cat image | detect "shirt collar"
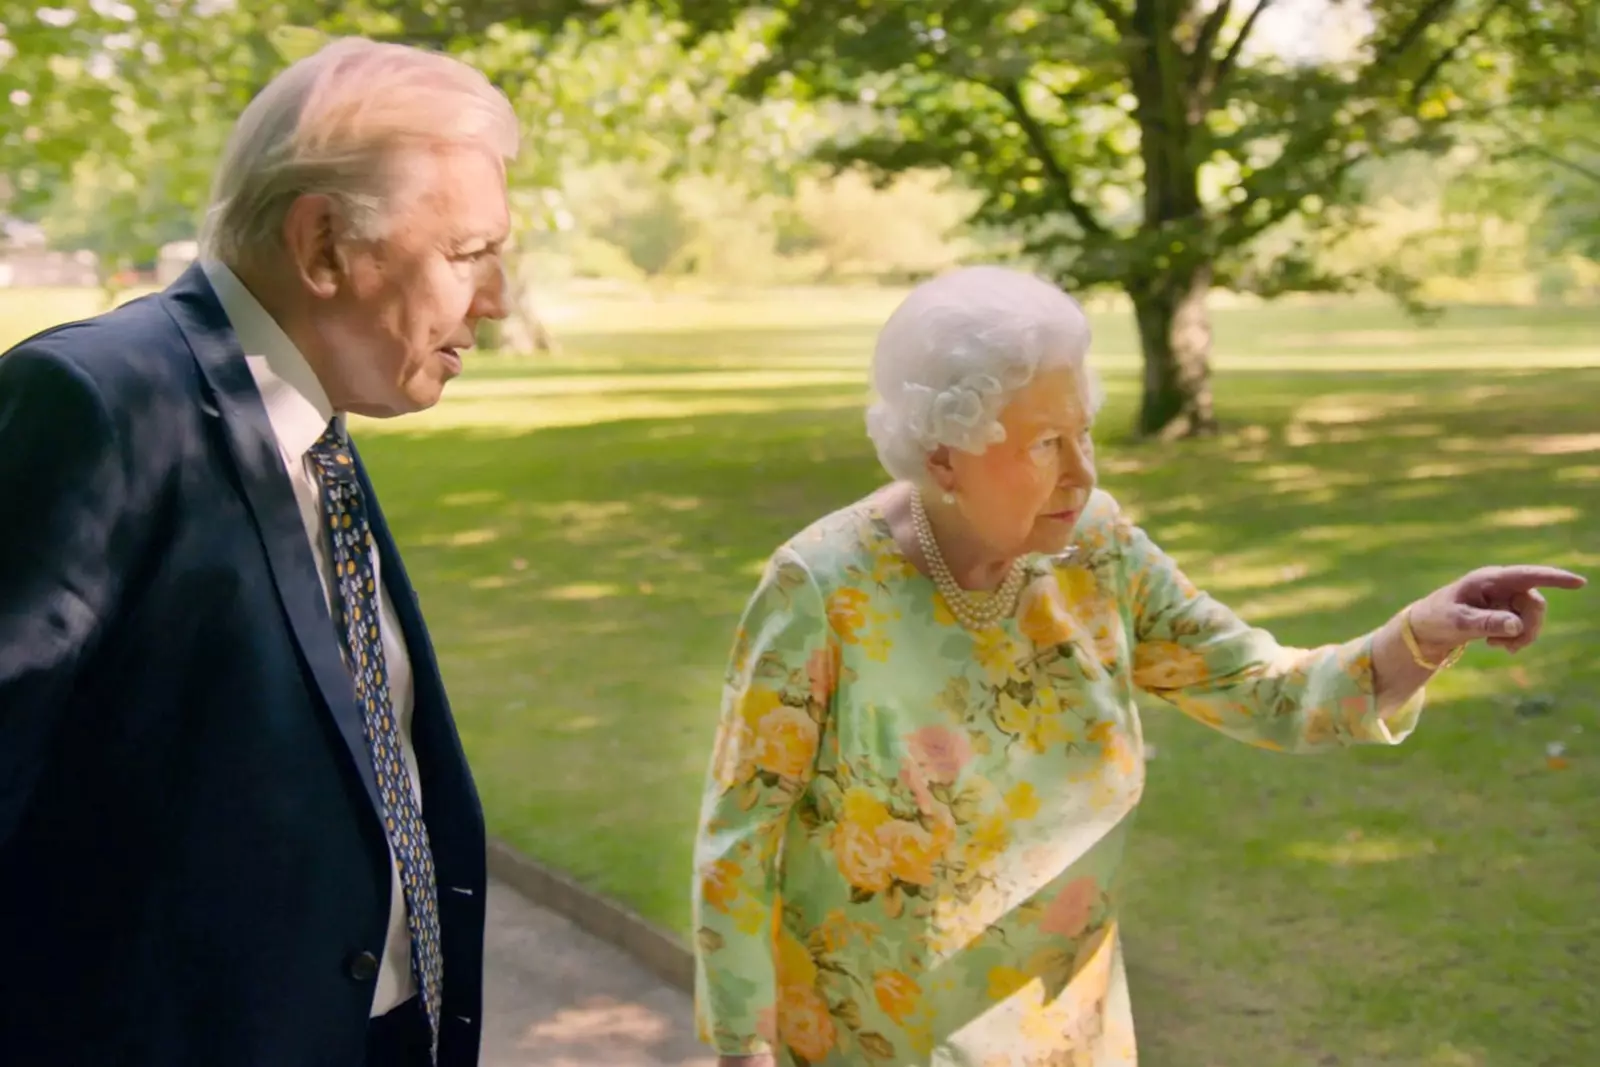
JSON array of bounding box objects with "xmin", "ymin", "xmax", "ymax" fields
[{"xmin": 202, "ymin": 259, "xmax": 336, "ymax": 460}]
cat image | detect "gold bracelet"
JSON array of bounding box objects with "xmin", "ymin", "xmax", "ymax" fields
[{"xmin": 1400, "ymin": 608, "xmax": 1464, "ymax": 671}]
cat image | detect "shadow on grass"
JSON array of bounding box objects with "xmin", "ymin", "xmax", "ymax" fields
[{"xmin": 360, "ymin": 364, "xmax": 1598, "ymax": 1067}]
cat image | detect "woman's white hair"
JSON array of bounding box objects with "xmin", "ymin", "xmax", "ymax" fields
[
  {"xmin": 865, "ymin": 265, "xmax": 1102, "ymax": 483},
  {"xmin": 200, "ymin": 36, "xmax": 520, "ymax": 269}
]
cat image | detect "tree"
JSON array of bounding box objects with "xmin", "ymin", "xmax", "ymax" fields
[
  {"xmin": 506, "ymin": 0, "xmax": 1530, "ymax": 437},
  {"xmin": 6, "ymin": 1, "xmax": 821, "ymax": 338}
]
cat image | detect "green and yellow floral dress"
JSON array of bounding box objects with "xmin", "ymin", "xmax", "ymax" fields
[{"xmin": 692, "ymin": 488, "xmax": 1425, "ymax": 1067}]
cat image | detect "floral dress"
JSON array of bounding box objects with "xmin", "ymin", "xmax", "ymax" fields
[{"xmin": 692, "ymin": 488, "xmax": 1425, "ymax": 1067}]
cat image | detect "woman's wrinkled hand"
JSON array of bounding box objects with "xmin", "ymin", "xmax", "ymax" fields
[{"xmin": 1407, "ymin": 565, "xmax": 1587, "ymax": 662}]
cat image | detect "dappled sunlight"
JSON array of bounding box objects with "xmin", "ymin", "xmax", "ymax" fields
[
  {"xmin": 1200, "ymin": 560, "xmax": 1316, "ymax": 594},
  {"xmin": 1477, "ymin": 505, "xmax": 1580, "ymax": 529},
  {"xmin": 1249, "ymin": 461, "xmax": 1369, "ymax": 492},
  {"xmin": 1438, "ymin": 433, "xmax": 1600, "ymax": 456},
  {"xmin": 499, "ymin": 995, "xmax": 718, "ymax": 1067},
  {"xmin": 439, "ymin": 489, "xmax": 506, "ymax": 507},
  {"xmin": 1215, "ymin": 348, "xmax": 1600, "ymax": 371},
  {"xmin": 1555, "ymin": 464, "xmax": 1600, "ymax": 482},
  {"xmin": 418, "ymin": 527, "xmax": 500, "ymax": 547},
  {"xmin": 355, "ymin": 390, "xmax": 863, "ymax": 434},
  {"xmin": 447, "ymin": 367, "xmax": 864, "ymax": 398},
  {"xmin": 1229, "ymin": 581, "xmax": 1374, "ymax": 622},
  {"xmin": 1458, "ymin": 383, "xmax": 1513, "ymax": 403},
  {"xmin": 1405, "ymin": 461, "xmax": 1475, "ymax": 480},
  {"xmin": 522, "ymin": 998, "xmax": 674, "ymax": 1044},
  {"xmin": 1286, "ymin": 832, "xmax": 1438, "ymax": 866},
  {"xmin": 542, "ymin": 582, "xmax": 626, "ymax": 602},
  {"xmin": 1381, "ymin": 481, "xmax": 1454, "ymax": 502},
  {"xmin": 1276, "ymin": 327, "xmax": 1563, "ymax": 350},
  {"xmin": 1294, "ymin": 522, "xmax": 1425, "ymax": 545},
  {"xmin": 1292, "ymin": 391, "xmax": 1425, "ymax": 426},
  {"xmin": 528, "ymin": 500, "xmax": 636, "ymax": 525},
  {"xmin": 1422, "ymin": 1044, "xmax": 1489, "ymax": 1067},
  {"xmin": 1387, "ymin": 422, "xmax": 1449, "ymax": 439},
  {"xmin": 1512, "ymin": 433, "xmax": 1600, "ymax": 456},
  {"xmin": 1284, "ymin": 421, "xmax": 1370, "ymax": 447},
  {"xmin": 1100, "ymin": 455, "xmax": 1148, "ymax": 475},
  {"xmin": 1143, "ymin": 519, "xmax": 1207, "ymax": 546}
]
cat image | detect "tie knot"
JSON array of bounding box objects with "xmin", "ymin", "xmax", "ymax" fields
[{"xmin": 308, "ymin": 420, "xmax": 357, "ymax": 483}]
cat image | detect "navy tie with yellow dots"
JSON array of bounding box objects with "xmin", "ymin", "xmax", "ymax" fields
[{"xmin": 308, "ymin": 420, "xmax": 443, "ymax": 1058}]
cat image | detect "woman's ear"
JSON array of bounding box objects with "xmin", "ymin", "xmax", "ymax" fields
[{"xmin": 924, "ymin": 445, "xmax": 958, "ymax": 495}]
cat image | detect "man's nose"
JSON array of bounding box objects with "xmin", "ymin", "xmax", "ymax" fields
[{"xmin": 474, "ymin": 264, "xmax": 511, "ymax": 321}]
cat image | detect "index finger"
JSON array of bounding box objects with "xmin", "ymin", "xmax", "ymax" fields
[{"xmin": 1483, "ymin": 566, "xmax": 1588, "ymax": 592}]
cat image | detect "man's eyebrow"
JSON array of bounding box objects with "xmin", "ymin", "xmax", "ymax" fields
[{"xmin": 449, "ymin": 233, "xmax": 504, "ymax": 253}]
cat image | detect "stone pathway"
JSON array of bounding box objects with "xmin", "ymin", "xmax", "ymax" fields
[{"xmin": 480, "ymin": 877, "xmax": 716, "ymax": 1067}]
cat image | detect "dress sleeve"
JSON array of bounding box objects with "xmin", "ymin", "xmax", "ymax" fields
[
  {"xmin": 1107, "ymin": 499, "xmax": 1425, "ymax": 753},
  {"xmin": 692, "ymin": 546, "xmax": 835, "ymax": 1055}
]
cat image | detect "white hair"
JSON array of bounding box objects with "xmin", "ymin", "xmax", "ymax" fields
[
  {"xmin": 865, "ymin": 265, "xmax": 1102, "ymax": 483},
  {"xmin": 200, "ymin": 36, "xmax": 520, "ymax": 268}
]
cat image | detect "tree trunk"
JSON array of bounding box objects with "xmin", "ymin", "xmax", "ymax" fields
[
  {"xmin": 1127, "ymin": 0, "xmax": 1217, "ymax": 439},
  {"xmin": 498, "ymin": 264, "xmax": 556, "ymax": 355},
  {"xmin": 1129, "ymin": 266, "xmax": 1217, "ymax": 439}
]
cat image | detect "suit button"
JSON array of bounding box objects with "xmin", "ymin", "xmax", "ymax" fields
[{"xmin": 347, "ymin": 950, "xmax": 380, "ymax": 982}]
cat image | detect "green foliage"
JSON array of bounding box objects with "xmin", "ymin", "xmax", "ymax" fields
[
  {"xmin": 12, "ymin": 0, "xmax": 1598, "ymax": 422},
  {"xmin": 493, "ymin": 0, "xmax": 1556, "ymax": 436}
]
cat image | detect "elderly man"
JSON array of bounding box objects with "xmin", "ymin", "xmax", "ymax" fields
[{"xmin": 0, "ymin": 38, "xmax": 516, "ymax": 1067}]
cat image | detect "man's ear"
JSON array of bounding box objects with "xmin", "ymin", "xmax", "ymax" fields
[{"xmin": 281, "ymin": 194, "xmax": 345, "ymax": 299}]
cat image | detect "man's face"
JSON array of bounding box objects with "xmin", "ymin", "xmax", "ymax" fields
[{"xmin": 317, "ymin": 145, "xmax": 511, "ymax": 417}]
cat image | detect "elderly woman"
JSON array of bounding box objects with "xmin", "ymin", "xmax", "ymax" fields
[{"xmin": 690, "ymin": 267, "xmax": 1583, "ymax": 1067}]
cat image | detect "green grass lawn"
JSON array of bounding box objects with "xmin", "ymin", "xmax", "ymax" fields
[{"xmin": 7, "ymin": 287, "xmax": 1599, "ymax": 1065}]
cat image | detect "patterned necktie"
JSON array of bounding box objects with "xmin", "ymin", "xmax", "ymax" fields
[{"xmin": 308, "ymin": 420, "xmax": 443, "ymax": 1057}]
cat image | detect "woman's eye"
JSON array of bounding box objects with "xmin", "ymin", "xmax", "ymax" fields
[{"xmin": 1031, "ymin": 436, "xmax": 1060, "ymax": 457}]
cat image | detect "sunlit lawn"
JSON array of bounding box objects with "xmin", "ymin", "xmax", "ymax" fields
[{"xmin": 7, "ymin": 288, "xmax": 1599, "ymax": 1065}]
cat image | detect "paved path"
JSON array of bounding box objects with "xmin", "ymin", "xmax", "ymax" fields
[{"xmin": 480, "ymin": 878, "xmax": 716, "ymax": 1067}]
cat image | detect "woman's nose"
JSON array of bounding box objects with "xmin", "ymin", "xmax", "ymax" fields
[{"xmin": 1059, "ymin": 443, "xmax": 1095, "ymax": 486}]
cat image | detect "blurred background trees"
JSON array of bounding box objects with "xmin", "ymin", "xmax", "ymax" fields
[{"xmin": 3, "ymin": 0, "xmax": 1596, "ymax": 433}]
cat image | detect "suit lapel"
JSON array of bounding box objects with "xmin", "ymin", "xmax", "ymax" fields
[{"xmin": 160, "ymin": 264, "xmax": 384, "ymax": 816}]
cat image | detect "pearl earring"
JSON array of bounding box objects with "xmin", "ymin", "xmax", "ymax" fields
[{"xmin": 942, "ymin": 491, "xmax": 956, "ymax": 505}]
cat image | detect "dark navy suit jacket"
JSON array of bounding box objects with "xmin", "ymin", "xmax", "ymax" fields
[{"xmin": 0, "ymin": 265, "xmax": 487, "ymax": 1066}]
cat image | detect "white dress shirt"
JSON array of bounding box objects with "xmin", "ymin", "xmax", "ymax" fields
[{"xmin": 203, "ymin": 261, "xmax": 422, "ymax": 1016}]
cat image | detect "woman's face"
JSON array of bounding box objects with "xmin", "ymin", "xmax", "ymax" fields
[{"xmin": 937, "ymin": 366, "xmax": 1098, "ymax": 558}]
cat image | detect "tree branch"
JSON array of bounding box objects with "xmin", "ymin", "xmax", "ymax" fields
[
  {"xmin": 1218, "ymin": 0, "xmax": 1469, "ymax": 247},
  {"xmin": 1232, "ymin": 148, "xmax": 1368, "ymax": 244},
  {"xmin": 1209, "ymin": 0, "xmax": 1273, "ymax": 98},
  {"xmin": 1187, "ymin": 0, "xmax": 1234, "ymax": 95},
  {"xmin": 1087, "ymin": 0, "xmax": 1130, "ymax": 34},
  {"xmin": 992, "ymin": 80, "xmax": 1108, "ymax": 236},
  {"xmin": 1408, "ymin": 0, "xmax": 1508, "ymax": 106},
  {"xmin": 1374, "ymin": 0, "xmax": 1460, "ymax": 65},
  {"xmin": 1495, "ymin": 119, "xmax": 1600, "ymax": 187}
]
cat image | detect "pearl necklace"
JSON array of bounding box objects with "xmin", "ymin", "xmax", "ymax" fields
[{"xmin": 910, "ymin": 487, "xmax": 1028, "ymax": 632}]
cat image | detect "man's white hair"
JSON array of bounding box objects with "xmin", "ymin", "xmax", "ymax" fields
[
  {"xmin": 200, "ymin": 37, "xmax": 520, "ymax": 268},
  {"xmin": 865, "ymin": 265, "xmax": 1102, "ymax": 483}
]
